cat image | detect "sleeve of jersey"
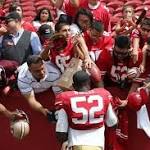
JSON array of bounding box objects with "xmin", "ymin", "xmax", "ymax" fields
[
  {"xmin": 105, "ymin": 103, "xmax": 118, "ymax": 127},
  {"xmin": 96, "ymin": 51, "xmax": 112, "ymax": 78},
  {"xmin": 55, "ymin": 94, "xmax": 66, "ymax": 111},
  {"xmin": 56, "ymin": 108, "xmax": 68, "ymax": 133}
]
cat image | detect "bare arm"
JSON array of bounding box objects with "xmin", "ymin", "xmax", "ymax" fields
[
  {"xmin": 50, "ymin": 0, "xmax": 64, "ymax": 9},
  {"xmin": 23, "ymin": 91, "xmax": 48, "ymax": 116},
  {"xmin": 0, "ymin": 103, "xmax": 12, "ymax": 118},
  {"xmin": 73, "ymin": 34, "xmax": 92, "ymax": 68}
]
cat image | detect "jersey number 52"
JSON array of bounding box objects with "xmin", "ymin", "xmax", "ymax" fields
[{"xmin": 71, "ymin": 95, "xmax": 104, "ymax": 124}]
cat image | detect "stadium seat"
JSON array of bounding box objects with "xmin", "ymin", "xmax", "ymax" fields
[
  {"xmin": 115, "ymin": 7, "xmax": 123, "ymax": 14},
  {"xmin": 23, "ymin": 11, "xmax": 36, "ymax": 17},
  {"xmin": 36, "ymin": 5, "xmax": 52, "ymax": 11},
  {"xmin": 22, "ymin": 6, "xmax": 36, "ymax": 12},
  {"xmin": 135, "ymin": 5, "xmax": 150, "ymax": 13},
  {"xmin": 113, "ymin": 12, "xmax": 123, "ymax": 18},
  {"xmin": 143, "ymin": 1, "xmax": 150, "ymax": 6},
  {"xmin": 107, "ymin": 1, "xmax": 124, "ymax": 9},
  {"xmin": 21, "ymin": 2, "xmax": 34, "ymax": 7},
  {"xmin": 35, "ymin": 1, "xmax": 50, "ymax": 7},
  {"xmin": 125, "ymin": 1, "xmax": 143, "ymax": 8},
  {"xmin": 108, "ymin": 7, "xmax": 115, "ymax": 15}
]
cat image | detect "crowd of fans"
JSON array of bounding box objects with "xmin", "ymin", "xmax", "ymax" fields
[{"xmin": 0, "ymin": 0, "xmax": 150, "ymax": 150}]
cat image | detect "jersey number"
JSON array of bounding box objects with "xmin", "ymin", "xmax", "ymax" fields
[{"xmin": 71, "ymin": 95, "xmax": 104, "ymax": 124}]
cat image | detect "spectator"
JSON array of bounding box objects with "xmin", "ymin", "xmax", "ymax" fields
[
  {"xmin": 0, "ymin": 2, "xmax": 7, "ymax": 36},
  {"xmin": 51, "ymin": 0, "xmax": 111, "ymax": 32},
  {"xmin": 9, "ymin": 3, "xmax": 36, "ymax": 32},
  {"xmin": 17, "ymin": 55, "xmax": 61, "ymax": 116},
  {"xmin": 41, "ymin": 21, "xmax": 92, "ymax": 72},
  {"xmin": 33, "ymin": 7, "xmax": 54, "ymax": 31},
  {"xmin": 115, "ymin": 5, "xmax": 136, "ymax": 36},
  {"xmin": 131, "ymin": 18, "xmax": 150, "ymax": 63},
  {"xmin": 0, "ymin": 12, "xmax": 42, "ymax": 65},
  {"xmin": 38, "ymin": 24, "xmax": 54, "ymax": 45},
  {"xmin": 83, "ymin": 20, "xmax": 113, "ymax": 63},
  {"xmin": 70, "ymin": 8, "xmax": 93, "ymax": 35}
]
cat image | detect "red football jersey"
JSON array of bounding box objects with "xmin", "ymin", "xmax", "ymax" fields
[
  {"xmin": 83, "ymin": 31, "xmax": 113, "ymax": 62},
  {"xmin": 97, "ymin": 50, "xmax": 142, "ymax": 82},
  {"xmin": 55, "ymin": 88, "xmax": 112, "ymax": 130},
  {"xmin": 64, "ymin": 0, "xmax": 110, "ymax": 32},
  {"xmin": 49, "ymin": 38, "xmax": 74, "ymax": 73}
]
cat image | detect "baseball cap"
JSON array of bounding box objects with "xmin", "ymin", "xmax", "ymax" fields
[
  {"xmin": 5, "ymin": 12, "xmax": 21, "ymax": 23},
  {"xmin": 38, "ymin": 24, "xmax": 54, "ymax": 38},
  {"xmin": 73, "ymin": 70, "xmax": 90, "ymax": 86}
]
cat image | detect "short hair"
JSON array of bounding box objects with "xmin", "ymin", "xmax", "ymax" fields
[
  {"xmin": 55, "ymin": 21, "xmax": 70, "ymax": 32},
  {"xmin": 141, "ymin": 17, "xmax": 150, "ymax": 26},
  {"xmin": 74, "ymin": 8, "xmax": 93, "ymax": 26},
  {"xmin": 91, "ymin": 20, "xmax": 104, "ymax": 33},
  {"xmin": 58, "ymin": 14, "xmax": 72, "ymax": 25},
  {"xmin": 9, "ymin": 2, "xmax": 22, "ymax": 13},
  {"xmin": 115, "ymin": 35, "xmax": 131, "ymax": 49},
  {"xmin": 27, "ymin": 55, "xmax": 43, "ymax": 67},
  {"xmin": 34, "ymin": 7, "xmax": 52, "ymax": 22},
  {"xmin": 73, "ymin": 70, "xmax": 90, "ymax": 87}
]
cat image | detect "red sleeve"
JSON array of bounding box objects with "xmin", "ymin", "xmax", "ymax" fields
[
  {"xmin": 55, "ymin": 93, "xmax": 65, "ymax": 110},
  {"xmin": 22, "ymin": 21, "xmax": 36, "ymax": 32},
  {"xmin": 103, "ymin": 33, "xmax": 114, "ymax": 52},
  {"xmin": 64, "ymin": 0, "xmax": 86, "ymax": 17},
  {"xmin": 96, "ymin": 50, "xmax": 112, "ymax": 77}
]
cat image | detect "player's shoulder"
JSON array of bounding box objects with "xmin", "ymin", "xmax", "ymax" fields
[
  {"xmin": 92, "ymin": 88, "xmax": 112, "ymax": 102},
  {"xmin": 56, "ymin": 90, "xmax": 77, "ymax": 99}
]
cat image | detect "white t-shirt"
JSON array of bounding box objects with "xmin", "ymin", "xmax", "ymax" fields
[
  {"xmin": 17, "ymin": 61, "xmax": 61, "ymax": 95},
  {"xmin": 32, "ymin": 21, "xmax": 55, "ymax": 31},
  {"xmin": 56, "ymin": 104, "xmax": 117, "ymax": 149}
]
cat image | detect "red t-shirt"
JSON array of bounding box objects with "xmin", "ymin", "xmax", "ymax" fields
[
  {"xmin": 49, "ymin": 38, "xmax": 74, "ymax": 73},
  {"xmin": 83, "ymin": 31, "xmax": 113, "ymax": 63},
  {"xmin": 55, "ymin": 88, "xmax": 111, "ymax": 130},
  {"xmin": 22, "ymin": 21, "xmax": 36, "ymax": 32}
]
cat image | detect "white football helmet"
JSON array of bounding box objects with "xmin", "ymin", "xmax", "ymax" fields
[{"xmin": 10, "ymin": 110, "xmax": 30, "ymax": 140}]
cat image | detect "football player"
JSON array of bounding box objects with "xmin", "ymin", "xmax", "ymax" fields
[
  {"xmin": 97, "ymin": 35, "xmax": 142, "ymax": 150},
  {"xmin": 55, "ymin": 70, "xmax": 118, "ymax": 150},
  {"xmin": 41, "ymin": 21, "xmax": 92, "ymax": 73}
]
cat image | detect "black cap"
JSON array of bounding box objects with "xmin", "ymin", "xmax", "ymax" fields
[
  {"xmin": 38, "ymin": 24, "xmax": 54, "ymax": 38},
  {"xmin": 5, "ymin": 12, "xmax": 21, "ymax": 23},
  {"xmin": 73, "ymin": 70, "xmax": 90, "ymax": 86}
]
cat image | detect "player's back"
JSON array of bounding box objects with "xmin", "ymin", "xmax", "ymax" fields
[{"xmin": 55, "ymin": 88, "xmax": 112, "ymax": 130}]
